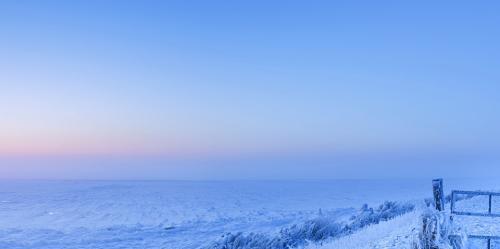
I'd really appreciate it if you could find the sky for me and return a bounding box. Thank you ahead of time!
[1,0,500,180]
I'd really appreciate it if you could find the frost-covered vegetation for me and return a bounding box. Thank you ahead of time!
[412,209,454,249]
[306,210,421,249]
[412,193,496,249]
[205,201,414,249]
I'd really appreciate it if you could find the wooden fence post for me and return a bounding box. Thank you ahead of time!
[432,178,445,211]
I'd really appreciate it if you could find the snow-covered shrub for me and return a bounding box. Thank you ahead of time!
[205,201,414,249]
[205,218,348,249]
[350,201,414,229]
[279,216,348,247]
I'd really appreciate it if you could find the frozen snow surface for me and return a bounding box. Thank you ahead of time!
[1,179,500,249]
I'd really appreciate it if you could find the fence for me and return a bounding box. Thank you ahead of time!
[448,189,500,249]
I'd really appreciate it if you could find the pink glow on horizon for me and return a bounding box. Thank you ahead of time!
[0,134,309,158]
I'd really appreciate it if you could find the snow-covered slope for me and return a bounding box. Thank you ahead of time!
[306,210,420,249]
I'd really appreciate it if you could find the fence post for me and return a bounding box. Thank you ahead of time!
[432,178,445,211]
[489,194,492,214]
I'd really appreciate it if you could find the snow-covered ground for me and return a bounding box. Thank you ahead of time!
[306,210,421,249]
[0,179,499,248]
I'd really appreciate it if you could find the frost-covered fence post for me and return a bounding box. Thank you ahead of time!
[432,179,445,211]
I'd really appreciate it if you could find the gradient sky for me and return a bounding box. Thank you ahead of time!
[1,1,500,179]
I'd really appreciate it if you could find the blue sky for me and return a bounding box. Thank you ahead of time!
[1,1,500,179]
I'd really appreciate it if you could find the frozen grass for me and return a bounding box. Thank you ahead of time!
[205,201,415,249]
[307,210,420,249]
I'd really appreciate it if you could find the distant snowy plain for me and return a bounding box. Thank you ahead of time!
[0,179,498,248]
